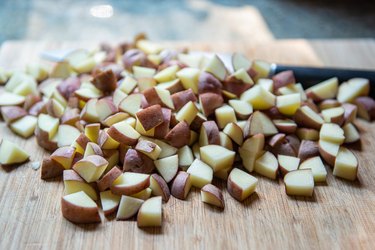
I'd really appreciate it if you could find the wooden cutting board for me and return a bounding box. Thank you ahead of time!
[1,39,375,250]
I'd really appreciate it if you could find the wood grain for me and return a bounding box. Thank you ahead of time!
[1,39,375,250]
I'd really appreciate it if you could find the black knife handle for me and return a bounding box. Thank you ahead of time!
[274,65,375,98]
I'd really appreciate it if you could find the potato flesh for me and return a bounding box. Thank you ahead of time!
[187,159,213,188]
[228,99,253,118]
[306,77,338,100]
[74,161,108,183]
[178,146,194,169]
[63,191,97,208]
[239,135,264,172]
[201,191,222,208]
[154,65,179,82]
[0,139,29,165]
[9,115,37,138]
[240,85,275,110]
[333,147,358,181]
[176,68,200,94]
[278,155,300,173]
[229,168,258,200]
[204,55,226,81]
[276,93,301,116]
[116,195,144,220]
[176,101,198,125]
[299,156,327,182]
[64,180,98,201]
[38,114,59,140]
[254,151,278,179]
[113,121,141,140]
[321,107,344,123]
[284,170,314,196]
[135,119,155,136]
[154,155,178,182]
[343,123,360,143]
[223,123,243,145]
[100,190,120,214]
[137,196,162,227]
[300,106,324,125]
[215,105,237,129]
[131,188,152,200]
[200,145,235,172]
[320,123,345,144]
[57,125,81,147]
[113,172,150,187]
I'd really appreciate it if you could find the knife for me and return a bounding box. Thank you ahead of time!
[269,64,375,97]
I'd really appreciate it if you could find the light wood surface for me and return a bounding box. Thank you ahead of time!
[1,39,375,250]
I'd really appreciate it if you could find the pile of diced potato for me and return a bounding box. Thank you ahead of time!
[1,35,374,227]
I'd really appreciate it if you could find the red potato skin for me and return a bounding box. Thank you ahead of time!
[171,89,197,111]
[136,104,164,131]
[264,106,286,120]
[107,126,138,146]
[171,171,191,200]
[227,176,245,202]
[294,108,322,130]
[342,103,358,125]
[164,121,191,148]
[122,49,147,71]
[0,106,28,124]
[111,174,150,196]
[201,184,225,208]
[142,88,167,108]
[41,157,64,179]
[190,114,207,132]
[91,69,117,93]
[61,198,101,224]
[93,62,123,80]
[29,101,47,116]
[61,108,80,126]
[97,166,122,191]
[151,173,171,202]
[57,76,81,100]
[199,93,224,117]
[23,94,42,111]
[123,149,155,174]
[198,72,222,95]
[135,140,158,154]
[272,70,295,90]
[268,133,286,147]
[354,96,375,121]
[302,99,320,113]
[202,121,220,145]
[274,122,297,134]
[298,140,319,162]
[75,133,91,150]
[154,108,171,139]
[223,76,252,97]
[63,169,84,181]
[34,126,58,152]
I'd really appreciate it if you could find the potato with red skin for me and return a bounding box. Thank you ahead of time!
[199,93,224,117]
[123,149,155,174]
[57,76,81,100]
[122,49,147,71]
[35,126,58,152]
[354,96,375,121]
[190,113,207,132]
[268,133,286,148]
[23,94,42,111]
[223,77,251,97]
[199,121,220,146]
[91,69,117,93]
[171,171,192,200]
[164,121,190,148]
[342,103,358,125]
[298,140,319,162]
[154,108,171,139]
[201,184,224,209]
[1,106,27,124]
[61,191,101,224]
[198,72,222,95]
[97,166,122,192]
[150,174,171,202]
[272,70,295,90]
[61,108,80,126]
[171,89,197,111]
[40,157,64,179]
[136,104,164,131]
